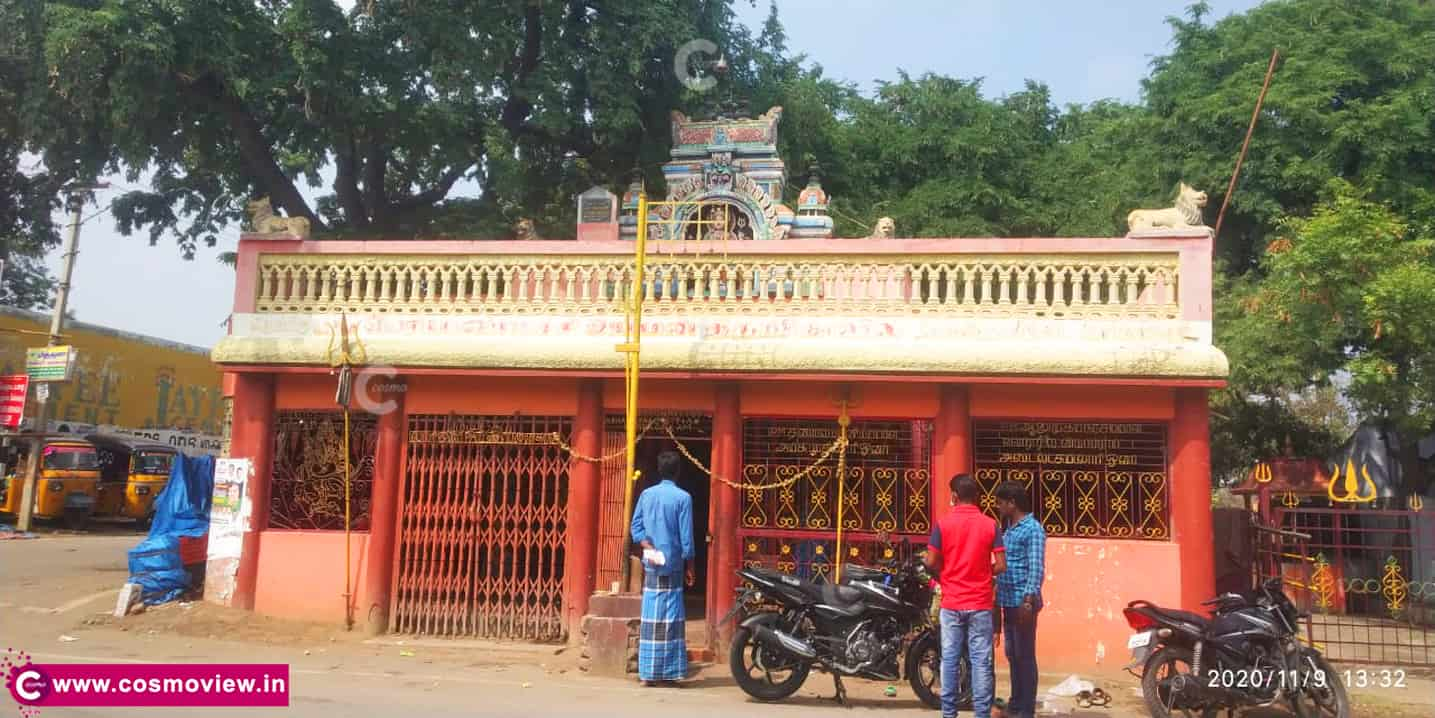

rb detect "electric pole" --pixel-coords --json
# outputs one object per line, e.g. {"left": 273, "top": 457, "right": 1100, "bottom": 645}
{"left": 15, "top": 182, "right": 104, "bottom": 531}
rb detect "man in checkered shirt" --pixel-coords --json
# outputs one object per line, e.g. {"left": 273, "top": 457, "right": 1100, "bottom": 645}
{"left": 995, "top": 481, "right": 1047, "bottom": 718}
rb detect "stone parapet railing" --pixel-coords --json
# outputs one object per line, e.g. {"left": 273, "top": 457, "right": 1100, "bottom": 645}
{"left": 252, "top": 251, "right": 1180, "bottom": 320}
{"left": 216, "top": 235, "right": 1226, "bottom": 379}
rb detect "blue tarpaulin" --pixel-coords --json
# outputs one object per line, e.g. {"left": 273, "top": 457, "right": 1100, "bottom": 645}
{"left": 127, "top": 454, "right": 214, "bottom": 604}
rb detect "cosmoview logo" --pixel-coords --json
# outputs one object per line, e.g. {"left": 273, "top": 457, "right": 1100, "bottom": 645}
{"left": 674, "top": 38, "right": 721, "bottom": 92}
{"left": 3, "top": 649, "right": 44, "bottom": 718}
{"left": 349, "top": 365, "right": 407, "bottom": 416}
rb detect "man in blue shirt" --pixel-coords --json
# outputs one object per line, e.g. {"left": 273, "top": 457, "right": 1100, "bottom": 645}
{"left": 630, "top": 451, "right": 695, "bottom": 686}
{"left": 995, "top": 480, "right": 1047, "bottom": 718}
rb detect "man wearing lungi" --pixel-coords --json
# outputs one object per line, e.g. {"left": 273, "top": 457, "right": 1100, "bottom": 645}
{"left": 630, "top": 450, "right": 696, "bottom": 686}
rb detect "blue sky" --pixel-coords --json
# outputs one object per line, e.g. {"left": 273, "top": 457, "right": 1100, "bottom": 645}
{"left": 47, "top": 0, "right": 1263, "bottom": 347}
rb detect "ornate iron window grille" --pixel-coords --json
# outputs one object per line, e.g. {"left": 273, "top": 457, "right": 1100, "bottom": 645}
{"left": 269, "top": 410, "right": 378, "bottom": 531}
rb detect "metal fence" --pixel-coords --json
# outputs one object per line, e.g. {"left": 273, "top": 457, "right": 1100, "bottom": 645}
{"left": 1254, "top": 507, "right": 1435, "bottom": 667}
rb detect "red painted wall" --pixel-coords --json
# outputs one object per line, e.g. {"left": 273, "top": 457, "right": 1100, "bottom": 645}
{"left": 405, "top": 376, "right": 579, "bottom": 415}
{"left": 741, "top": 381, "right": 938, "bottom": 418}
{"left": 246, "top": 373, "right": 1210, "bottom": 671}
{"left": 1036, "top": 538, "right": 1183, "bottom": 666}
{"left": 274, "top": 374, "right": 341, "bottom": 410}
{"left": 254, "top": 531, "right": 370, "bottom": 624}
{"left": 601, "top": 379, "right": 715, "bottom": 412}
{"left": 970, "top": 384, "right": 1175, "bottom": 420}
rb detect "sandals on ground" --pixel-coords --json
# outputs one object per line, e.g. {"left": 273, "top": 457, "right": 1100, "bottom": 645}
{"left": 1076, "top": 688, "right": 1112, "bottom": 708}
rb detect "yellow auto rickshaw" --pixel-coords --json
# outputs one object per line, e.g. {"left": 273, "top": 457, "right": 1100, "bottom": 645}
{"left": 0, "top": 438, "right": 102, "bottom": 529}
{"left": 88, "top": 434, "right": 176, "bottom": 525}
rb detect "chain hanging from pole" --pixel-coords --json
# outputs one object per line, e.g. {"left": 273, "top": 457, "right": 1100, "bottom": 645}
{"left": 660, "top": 418, "right": 848, "bottom": 492}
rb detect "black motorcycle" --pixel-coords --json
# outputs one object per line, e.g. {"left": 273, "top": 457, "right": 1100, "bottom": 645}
{"left": 719, "top": 544, "right": 972, "bottom": 708}
{"left": 1124, "top": 577, "right": 1350, "bottom": 718}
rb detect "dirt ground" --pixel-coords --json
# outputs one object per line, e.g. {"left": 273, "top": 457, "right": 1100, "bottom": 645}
{"left": 4, "top": 532, "right": 1432, "bottom": 717}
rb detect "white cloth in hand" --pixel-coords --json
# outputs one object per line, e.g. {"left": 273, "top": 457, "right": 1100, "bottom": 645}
{"left": 642, "top": 548, "right": 667, "bottom": 567}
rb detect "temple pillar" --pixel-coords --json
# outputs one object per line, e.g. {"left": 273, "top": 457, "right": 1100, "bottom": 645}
{"left": 710, "top": 382, "right": 742, "bottom": 643}
{"left": 563, "top": 379, "right": 605, "bottom": 635}
{"left": 1172, "top": 387, "right": 1216, "bottom": 611}
{"left": 933, "top": 385, "right": 971, "bottom": 513}
{"left": 363, "top": 381, "right": 406, "bottom": 634}
{"left": 231, "top": 373, "right": 276, "bottom": 611}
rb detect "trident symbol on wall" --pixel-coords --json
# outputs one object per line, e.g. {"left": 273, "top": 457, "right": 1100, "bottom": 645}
{"left": 1252, "top": 462, "right": 1273, "bottom": 484}
{"left": 1327, "top": 457, "right": 1377, "bottom": 504}
{"left": 325, "top": 313, "right": 368, "bottom": 408}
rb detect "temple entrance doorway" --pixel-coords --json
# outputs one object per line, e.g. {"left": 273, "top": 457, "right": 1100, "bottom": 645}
{"left": 596, "top": 413, "right": 713, "bottom": 622}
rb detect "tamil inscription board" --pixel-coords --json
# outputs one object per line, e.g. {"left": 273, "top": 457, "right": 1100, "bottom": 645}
{"left": 972, "top": 420, "right": 1170, "bottom": 540}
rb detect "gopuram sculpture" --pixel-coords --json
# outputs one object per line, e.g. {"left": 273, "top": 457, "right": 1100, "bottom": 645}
{"left": 619, "top": 106, "right": 833, "bottom": 241}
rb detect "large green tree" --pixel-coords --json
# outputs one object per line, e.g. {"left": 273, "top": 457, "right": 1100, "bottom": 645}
{"left": 23, "top": 0, "right": 794, "bottom": 253}
{"left": 1231, "top": 182, "right": 1434, "bottom": 477}
{"left": 10, "top": 0, "right": 1435, "bottom": 474}
{"left": 1144, "top": 0, "right": 1435, "bottom": 272}
{"left": 1, "top": 0, "right": 60, "bottom": 308}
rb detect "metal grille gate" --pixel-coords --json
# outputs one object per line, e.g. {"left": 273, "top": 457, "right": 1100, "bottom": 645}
{"left": 1255, "top": 506, "right": 1435, "bottom": 666}
{"left": 739, "top": 417, "right": 933, "bottom": 582}
{"left": 392, "top": 414, "right": 571, "bottom": 640}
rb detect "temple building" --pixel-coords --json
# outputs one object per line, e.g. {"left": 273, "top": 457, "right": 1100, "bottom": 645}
{"left": 211, "top": 105, "right": 1226, "bottom": 667}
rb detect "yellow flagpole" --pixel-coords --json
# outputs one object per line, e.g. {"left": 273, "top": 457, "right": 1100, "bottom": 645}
{"left": 342, "top": 406, "right": 352, "bottom": 629}
{"left": 618, "top": 192, "right": 650, "bottom": 591}
{"left": 833, "top": 401, "right": 850, "bottom": 584}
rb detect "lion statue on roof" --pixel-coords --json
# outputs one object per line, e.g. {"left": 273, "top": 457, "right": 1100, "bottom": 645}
{"left": 1126, "top": 183, "right": 1208, "bottom": 233}
{"left": 869, "top": 217, "right": 895, "bottom": 239}
{"left": 246, "top": 197, "right": 311, "bottom": 239}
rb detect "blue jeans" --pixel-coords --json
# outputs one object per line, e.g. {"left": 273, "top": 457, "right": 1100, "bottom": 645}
{"left": 1002, "top": 605, "right": 1040, "bottom": 718}
{"left": 940, "top": 608, "right": 994, "bottom": 718}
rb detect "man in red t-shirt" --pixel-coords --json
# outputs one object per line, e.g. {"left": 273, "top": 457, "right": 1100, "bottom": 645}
{"left": 925, "top": 474, "right": 1005, "bottom": 718}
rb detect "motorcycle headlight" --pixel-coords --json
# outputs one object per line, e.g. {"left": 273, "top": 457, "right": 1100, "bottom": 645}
{"left": 48, "top": 480, "right": 64, "bottom": 491}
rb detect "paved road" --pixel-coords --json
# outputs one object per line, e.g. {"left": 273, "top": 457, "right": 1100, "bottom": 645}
{"left": 3, "top": 534, "right": 1429, "bottom": 717}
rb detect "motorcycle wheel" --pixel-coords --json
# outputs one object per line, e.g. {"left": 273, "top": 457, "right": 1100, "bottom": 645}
{"left": 728, "top": 625, "right": 810, "bottom": 702}
{"left": 904, "top": 630, "right": 973, "bottom": 711}
{"left": 1289, "top": 652, "right": 1350, "bottom": 718}
{"left": 1140, "top": 646, "right": 1220, "bottom": 718}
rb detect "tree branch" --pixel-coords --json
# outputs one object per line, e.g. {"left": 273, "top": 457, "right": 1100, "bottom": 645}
{"left": 494, "top": 1, "right": 593, "bottom": 155}
{"left": 334, "top": 134, "right": 368, "bottom": 227}
{"left": 499, "top": 0, "right": 545, "bottom": 135}
{"left": 393, "top": 163, "right": 471, "bottom": 212}
{"left": 362, "top": 132, "right": 387, "bottom": 224}
{"left": 179, "top": 72, "right": 323, "bottom": 228}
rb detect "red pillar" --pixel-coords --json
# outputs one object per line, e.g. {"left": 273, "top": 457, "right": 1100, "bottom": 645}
{"left": 1172, "top": 387, "right": 1216, "bottom": 611}
{"left": 933, "top": 385, "right": 971, "bottom": 512}
{"left": 363, "top": 381, "right": 406, "bottom": 634}
{"left": 563, "top": 380, "right": 604, "bottom": 634}
{"left": 231, "top": 373, "right": 276, "bottom": 611}
{"left": 709, "top": 382, "right": 742, "bottom": 643}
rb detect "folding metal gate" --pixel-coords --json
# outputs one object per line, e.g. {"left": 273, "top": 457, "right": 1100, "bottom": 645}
{"left": 391, "top": 414, "right": 571, "bottom": 640}
{"left": 595, "top": 426, "right": 626, "bottom": 593}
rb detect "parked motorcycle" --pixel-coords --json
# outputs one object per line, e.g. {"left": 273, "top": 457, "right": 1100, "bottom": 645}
{"left": 719, "top": 541, "right": 972, "bottom": 708}
{"left": 1124, "top": 577, "right": 1350, "bottom": 718}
